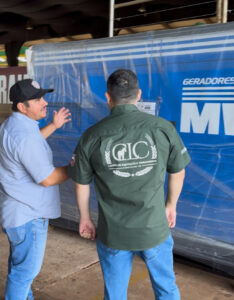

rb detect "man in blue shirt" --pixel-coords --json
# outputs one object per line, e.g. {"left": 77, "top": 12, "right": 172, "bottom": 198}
{"left": 0, "top": 79, "right": 71, "bottom": 300}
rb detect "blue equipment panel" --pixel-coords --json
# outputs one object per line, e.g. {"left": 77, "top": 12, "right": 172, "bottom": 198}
{"left": 28, "top": 22, "right": 234, "bottom": 276}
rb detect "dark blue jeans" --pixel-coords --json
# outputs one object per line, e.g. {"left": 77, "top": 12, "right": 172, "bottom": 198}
{"left": 3, "top": 218, "right": 48, "bottom": 300}
{"left": 97, "top": 233, "right": 180, "bottom": 300}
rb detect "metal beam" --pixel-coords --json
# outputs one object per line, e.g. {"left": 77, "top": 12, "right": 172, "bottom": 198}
{"left": 216, "top": 0, "right": 222, "bottom": 23}
{"left": 222, "top": 0, "right": 228, "bottom": 23}
{"left": 109, "top": 0, "right": 115, "bottom": 37}
{"left": 216, "top": 0, "right": 228, "bottom": 23}
{"left": 115, "top": 0, "right": 154, "bottom": 9}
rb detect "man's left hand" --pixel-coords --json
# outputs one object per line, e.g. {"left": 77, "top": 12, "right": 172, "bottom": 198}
{"left": 165, "top": 204, "right": 177, "bottom": 228}
{"left": 52, "top": 107, "right": 71, "bottom": 129}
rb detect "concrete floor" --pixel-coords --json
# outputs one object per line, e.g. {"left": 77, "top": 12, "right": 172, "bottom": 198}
{"left": 0, "top": 226, "right": 233, "bottom": 300}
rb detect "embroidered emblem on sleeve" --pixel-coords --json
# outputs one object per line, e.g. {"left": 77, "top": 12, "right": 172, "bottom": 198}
{"left": 70, "top": 154, "right": 76, "bottom": 167}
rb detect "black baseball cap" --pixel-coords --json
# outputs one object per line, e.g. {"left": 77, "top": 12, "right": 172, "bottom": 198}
{"left": 10, "top": 79, "right": 54, "bottom": 108}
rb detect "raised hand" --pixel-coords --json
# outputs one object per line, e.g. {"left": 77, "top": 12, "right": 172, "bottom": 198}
{"left": 52, "top": 107, "right": 71, "bottom": 129}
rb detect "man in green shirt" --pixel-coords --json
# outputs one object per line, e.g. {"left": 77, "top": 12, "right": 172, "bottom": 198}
{"left": 68, "top": 69, "right": 190, "bottom": 300}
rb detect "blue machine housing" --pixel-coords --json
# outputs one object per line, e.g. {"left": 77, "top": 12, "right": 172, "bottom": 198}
{"left": 27, "top": 22, "right": 234, "bottom": 276}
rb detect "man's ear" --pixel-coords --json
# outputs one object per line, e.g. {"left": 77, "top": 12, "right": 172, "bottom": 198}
{"left": 105, "top": 92, "right": 111, "bottom": 103}
{"left": 105, "top": 92, "right": 113, "bottom": 108}
{"left": 136, "top": 89, "right": 142, "bottom": 102}
{"left": 17, "top": 102, "right": 27, "bottom": 113}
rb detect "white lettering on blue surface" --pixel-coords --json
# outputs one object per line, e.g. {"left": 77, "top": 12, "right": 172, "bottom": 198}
{"left": 180, "top": 77, "right": 234, "bottom": 136}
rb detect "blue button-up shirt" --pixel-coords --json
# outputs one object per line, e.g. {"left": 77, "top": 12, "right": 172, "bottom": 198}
{"left": 0, "top": 112, "right": 61, "bottom": 228}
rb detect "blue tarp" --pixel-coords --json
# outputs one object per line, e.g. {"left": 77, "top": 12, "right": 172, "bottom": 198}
{"left": 27, "top": 22, "right": 234, "bottom": 276}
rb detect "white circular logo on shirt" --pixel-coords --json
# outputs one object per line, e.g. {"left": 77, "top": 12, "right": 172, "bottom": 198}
{"left": 104, "top": 134, "right": 157, "bottom": 178}
{"left": 32, "top": 81, "right": 40, "bottom": 89}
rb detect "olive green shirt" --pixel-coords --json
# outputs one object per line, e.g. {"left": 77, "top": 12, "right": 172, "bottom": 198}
{"left": 68, "top": 104, "right": 190, "bottom": 250}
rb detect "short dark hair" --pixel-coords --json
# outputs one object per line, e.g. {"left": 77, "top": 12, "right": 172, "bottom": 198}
{"left": 107, "top": 69, "right": 139, "bottom": 104}
{"left": 12, "top": 100, "right": 30, "bottom": 112}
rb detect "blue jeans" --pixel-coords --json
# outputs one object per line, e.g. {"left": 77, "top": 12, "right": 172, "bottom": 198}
{"left": 96, "top": 233, "right": 180, "bottom": 300}
{"left": 3, "top": 218, "right": 49, "bottom": 300}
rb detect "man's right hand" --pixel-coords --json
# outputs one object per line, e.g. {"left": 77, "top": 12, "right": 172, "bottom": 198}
{"left": 79, "top": 219, "right": 96, "bottom": 240}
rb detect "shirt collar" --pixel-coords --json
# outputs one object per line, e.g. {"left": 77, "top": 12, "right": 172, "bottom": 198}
{"left": 12, "top": 112, "right": 39, "bottom": 127}
{"left": 110, "top": 104, "right": 138, "bottom": 115}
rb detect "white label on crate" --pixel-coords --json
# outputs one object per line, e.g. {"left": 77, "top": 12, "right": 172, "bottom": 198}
{"left": 137, "top": 102, "right": 155, "bottom": 115}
